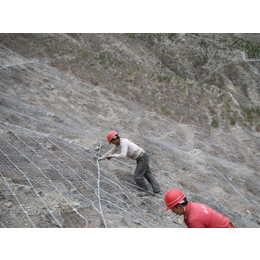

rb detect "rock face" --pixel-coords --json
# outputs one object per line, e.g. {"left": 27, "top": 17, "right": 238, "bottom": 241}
{"left": 0, "top": 34, "right": 260, "bottom": 228}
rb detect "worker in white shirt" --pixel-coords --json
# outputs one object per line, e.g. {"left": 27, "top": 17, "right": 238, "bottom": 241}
{"left": 98, "top": 131, "right": 161, "bottom": 194}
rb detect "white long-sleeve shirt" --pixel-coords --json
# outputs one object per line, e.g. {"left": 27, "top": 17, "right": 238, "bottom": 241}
{"left": 102, "top": 138, "right": 144, "bottom": 160}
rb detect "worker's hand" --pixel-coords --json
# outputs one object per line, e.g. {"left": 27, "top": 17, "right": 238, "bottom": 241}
{"left": 106, "top": 155, "right": 112, "bottom": 160}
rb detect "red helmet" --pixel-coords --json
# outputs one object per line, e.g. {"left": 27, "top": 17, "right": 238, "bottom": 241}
{"left": 165, "top": 189, "right": 186, "bottom": 211}
{"left": 107, "top": 131, "right": 118, "bottom": 144}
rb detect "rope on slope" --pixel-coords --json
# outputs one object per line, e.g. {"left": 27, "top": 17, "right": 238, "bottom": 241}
{"left": 197, "top": 151, "right": 260, "bottom": 218}
{"left": 0, "top": 137, "right": 63, "bottom": 228}
{"left": 96, "top": 140, "right": 107, "bottom": 228}
{"left": 0, "top": 170, "right": 36, "bottom": 228}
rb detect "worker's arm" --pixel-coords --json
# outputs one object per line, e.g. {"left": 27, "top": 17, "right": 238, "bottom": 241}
{"left": 107, "top": 142, "right": 127, "bottom": 159}
{"left": 98, "top": 147, "right": 118, "bottom": 161}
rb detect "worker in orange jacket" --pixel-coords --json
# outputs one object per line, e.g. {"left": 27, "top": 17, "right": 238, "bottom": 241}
{"left": 165, "top": 189, "right": 235, "bottom": 228}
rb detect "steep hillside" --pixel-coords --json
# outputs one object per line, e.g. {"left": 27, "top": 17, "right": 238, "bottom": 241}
{"left": 0, "top": 34, "right": 260, "bottom": 228}
{"left": 1, "top": 33, "right": 260, "bottom": 131}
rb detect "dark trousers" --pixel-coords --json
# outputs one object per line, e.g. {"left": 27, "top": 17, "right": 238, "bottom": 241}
{"left": 134, "top": 153, "right": 160, "bottom": 193}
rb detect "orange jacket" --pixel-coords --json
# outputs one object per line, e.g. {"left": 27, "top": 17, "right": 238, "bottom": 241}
{"left": 183, "top": 202, "right": 232, "bottom": 228}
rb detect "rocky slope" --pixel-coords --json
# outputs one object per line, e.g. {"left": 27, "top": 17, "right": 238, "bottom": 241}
{"left": 0, "top": 33, "right": 259, "bottom": 228}
{"left": 1, "top": 33, "right": 260, "bottom": 131}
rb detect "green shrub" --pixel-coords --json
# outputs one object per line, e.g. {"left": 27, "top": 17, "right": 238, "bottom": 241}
{"left": 229, "top": 116, "right": 236, "bottom": 125}
{"left": 242, "top": 106, "right": 254, "bottom": 120}
{"left": 98, "top": 53, "right": 106, "bottom": 64}
{"left": 127, "top": 34, "right": 136, "bottom": 39}
{"left": 157, "top": 75, "right": 172, "bottom": 83}
{"left": 161, "top": 106, "right": 170, "bottom": 116}
{"left": 245, "top": 42, "right": 260, "bottom": 59}
{"left": 168, "top": 33, "right": 176, "bottom": 39}
{"left": 80, "top": 50, "right": 88, "bottom": 59}
{"left": 231, "top": 36, "right": 260, "bottom": 59}
{"left": 94, "top": 53, "right": 106, "bottom": 64}
{"left": 211, "top": 118, "right": 219, "bottom": 128}
{"left": 256, "top": 107, "right": 260, "bottom": 116}
{"left": 226, "top": 102, "right": 231, "bottom": 113}
{"left": 252, "top": 107, "right": 260, "bottom": 116}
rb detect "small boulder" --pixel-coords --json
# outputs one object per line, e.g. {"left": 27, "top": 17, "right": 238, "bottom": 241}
{"left": 4, "top": 202, "right": 12, "bottom": 208}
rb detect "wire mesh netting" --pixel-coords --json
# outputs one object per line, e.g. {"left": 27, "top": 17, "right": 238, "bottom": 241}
{"left": 0, "top": 120, "right": 174, "bottom": 228}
